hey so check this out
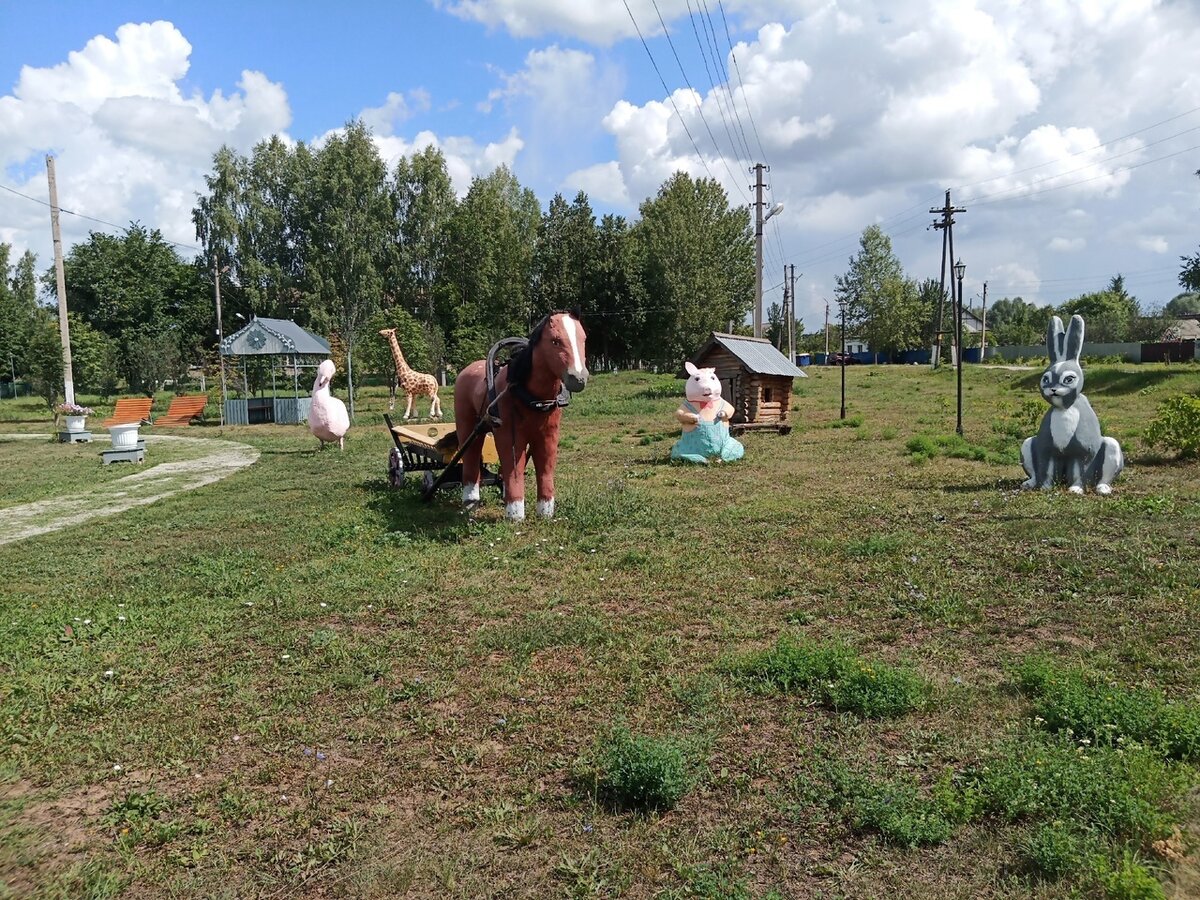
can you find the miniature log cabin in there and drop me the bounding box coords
[686,333,807,433]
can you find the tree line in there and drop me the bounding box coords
[0,119,753,406]
[817,224,1188,357]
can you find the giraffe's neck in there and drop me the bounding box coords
[388,336,413,377]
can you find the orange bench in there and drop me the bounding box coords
[157,394,208,427]
[100,397,154,428]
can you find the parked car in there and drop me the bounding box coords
[826,352,863,365]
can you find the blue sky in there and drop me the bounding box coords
[2,0,1199,330]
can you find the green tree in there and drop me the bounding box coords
[0,245,40,384]
[441,165,541,368]
[304,121,394,416]
[1164,292,1200,316]
[587,213,639,369]
[1180,168,1200,292]
[67,313,119,397]
[834,226,925,354]
[532,190,598,319]
[629,171,753,366]
[360,306,432,389]
[985,297,1055,346]
[1057,275,1166,342]
[26,315,64,410]
[392,145,455,323]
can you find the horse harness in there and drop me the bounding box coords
[483,336,570,429]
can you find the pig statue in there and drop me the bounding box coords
[670,362,745,464]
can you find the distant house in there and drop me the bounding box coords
[687,332,807,433]
[1167,315,1200,341]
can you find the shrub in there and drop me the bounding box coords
[594,726,694,812]
[727,636,928,718]
[829,766,958,847]
[1095,851,1167,900]
[1143,393,1200,458]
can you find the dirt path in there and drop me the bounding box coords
[0,434,260,546]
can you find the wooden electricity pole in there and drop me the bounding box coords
[46,155,74,405]
[787,264,798,362]
[980,280,988,357]
[929,190,965,369]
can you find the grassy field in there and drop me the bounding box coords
[2,362,1200,899]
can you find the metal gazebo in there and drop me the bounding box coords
[218,316,331,425]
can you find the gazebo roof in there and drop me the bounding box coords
[220,316,331,357]
[690,332,808,378]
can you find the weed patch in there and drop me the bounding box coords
[1015,657,1200,761]
[726,637,928,718]
[586,725,697,812]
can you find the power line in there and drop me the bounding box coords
[622,0,720,186]
[687,0,753,164]
[649,0,749,201]
[716,0,768,164]
[1,181,202,253]
[953,104,1200,193]
[700,0,755,163]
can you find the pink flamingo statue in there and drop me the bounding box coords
[309,359,350,450]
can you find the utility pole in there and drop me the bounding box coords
[787,264,798,362]
[980,280,988,358]
[929,190,965,369]
[839,300,847,420]
[46,155,74,405]
[753,163,766,338]
[214,259,227,426]
[824,299,830,357]
[779,265,789,351]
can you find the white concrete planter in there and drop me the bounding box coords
[108,423,141,449]
[65,415,87,433]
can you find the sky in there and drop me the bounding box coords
[2,0,1199,333]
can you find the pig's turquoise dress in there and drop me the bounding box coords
[670,401,745,464]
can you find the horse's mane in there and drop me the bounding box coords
[507,312,568,386]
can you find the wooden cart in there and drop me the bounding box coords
[384,415,502,496]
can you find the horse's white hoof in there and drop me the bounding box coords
[1096,483,1112,496]
[1068,485,1084,495]
[462,483,480,505]
[505,500,526,521]
[536,499,555,519]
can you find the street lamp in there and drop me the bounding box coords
[754,201,785,338]
[953,258,965,436]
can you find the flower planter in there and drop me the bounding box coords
[65,415,87,433]
[108,423,141,449]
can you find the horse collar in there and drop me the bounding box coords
[514,382,570,412]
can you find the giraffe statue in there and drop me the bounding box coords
[378,328,442,419]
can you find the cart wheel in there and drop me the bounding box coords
[388,448,405,486]
[422,470,436,494]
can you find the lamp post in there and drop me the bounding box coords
[953,258,965,436]
[214,260,228,426]
[754,200,784,338]
[839,299,847,421]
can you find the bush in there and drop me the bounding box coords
[727,636,928,718]
[1022,821,1094,881]
[829,766,959,847]
[594,726,694,812]
[1143,393,1200,458]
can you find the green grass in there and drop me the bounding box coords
[2,361,1200,897]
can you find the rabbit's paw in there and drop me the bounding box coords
[1095,483,1113,496]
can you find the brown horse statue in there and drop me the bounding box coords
[453,312,588,520]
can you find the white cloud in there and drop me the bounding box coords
[367,127,525,196]
[1137,235,1169,253]
[359,90,431,135]
[563,161,629,206]
[433,0,693,44]
[1049,237,1085,252]
[0,21,291,259]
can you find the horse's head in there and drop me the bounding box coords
[533,312,589,393]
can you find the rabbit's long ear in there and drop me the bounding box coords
[1047,316,1066,363]
[1065,315,1084,361]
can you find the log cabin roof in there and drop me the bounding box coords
[690,332,808,378]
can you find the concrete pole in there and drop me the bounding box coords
[753,163,765,338]
[46,156,74,405]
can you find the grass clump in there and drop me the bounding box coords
[905,432,1016,465]
[1015,657,1200,761]
[590,726,696,812]
[828,766,961,847]
[727,636,928,718]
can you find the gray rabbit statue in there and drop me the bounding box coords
[1020,314,1123,494]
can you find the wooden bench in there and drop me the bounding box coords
[100,397,154,428]
[156,394,208,427]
